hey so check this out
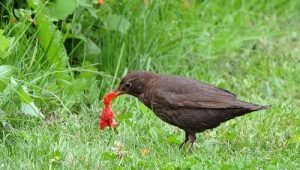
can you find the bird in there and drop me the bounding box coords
[114,71,270,151]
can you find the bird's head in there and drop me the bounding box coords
[114,71,157,97]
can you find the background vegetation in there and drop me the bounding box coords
[0,0,299,169]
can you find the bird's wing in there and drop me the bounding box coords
[154,76,242,109]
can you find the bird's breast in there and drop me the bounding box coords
[138,93,154,108]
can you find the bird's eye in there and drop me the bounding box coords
[124,83,131,89]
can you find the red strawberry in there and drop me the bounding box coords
[100,92,118,130]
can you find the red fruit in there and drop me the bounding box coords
[103,92,118,105]
[100,92,118,130]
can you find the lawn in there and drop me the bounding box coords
[0,0,299,169]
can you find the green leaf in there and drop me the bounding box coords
[27,0,42,9]
[77,0,92,7]
[34,12,70,81]
[47,0,77,20]
[28,0,70,80]
[18,86,33,103]
[103,14,130,34]
[0,65,13,92]
[86,7,98,18]
[20,102,44,118]
[0,30,10,59]
[64,78,86,108]
[36,16,68,67]
[86,38,101,55]
[18,85,44,118]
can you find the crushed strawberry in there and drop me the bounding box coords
[100,91,118,130]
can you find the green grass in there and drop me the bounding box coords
[0,0,300,169]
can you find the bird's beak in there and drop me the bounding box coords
[113,88,125,96]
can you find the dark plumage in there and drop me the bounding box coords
[115,71,270,150]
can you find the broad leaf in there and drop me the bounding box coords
[86,38,101,55]
[28,0,70,80]
[27,0,42,8]
[0,65,13,92]
[19,86,44,118]
[20,102,44,118]
[18,86,33,103]
[47,0,77,20]
[103,14,130,34]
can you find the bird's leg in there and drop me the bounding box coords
[188,133,196,152]
[179,132,189,149]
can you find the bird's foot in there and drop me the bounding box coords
[179,132,189,149]
[187,133,196,152]
[179,132,196,152]
[179,141,188,149]
[188,142,194,152]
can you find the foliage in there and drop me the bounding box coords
[0,0,299,169]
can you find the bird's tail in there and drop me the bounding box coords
[220,101,270,122]
[236,100,271,111]
[257,105,271,110]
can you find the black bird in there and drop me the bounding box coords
[114,71,270,150]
